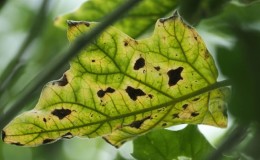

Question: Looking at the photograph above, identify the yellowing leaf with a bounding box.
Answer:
[2,13,229,148]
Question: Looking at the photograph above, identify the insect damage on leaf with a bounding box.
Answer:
[97,87,115,98]
[51,108,72,120]
[134,57,145,70]
[2,12,230,148]
[167,67,184,86]
[125,86,146,101]
[52,74,68,86]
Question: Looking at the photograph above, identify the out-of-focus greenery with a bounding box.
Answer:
[1,0,260,160]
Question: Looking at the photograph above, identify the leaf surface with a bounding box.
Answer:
[2,13,229,148]
[54,0,178,38]
[132,125,215,160]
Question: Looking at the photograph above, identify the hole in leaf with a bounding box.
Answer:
[125,86,146,101]
[134,57,145,70]
[51,108,71,120]
[167,67,183,86]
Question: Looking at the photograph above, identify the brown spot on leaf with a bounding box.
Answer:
[192,98,200,101]
[43,118,47,123]
[62,132,73,139]
[191,112,199,117]
[51,108,71,120]
[52,74,68,86]
[129,116,151,129]
[182,104,188,110]
[204,50,210,59]
[124,41,128,46]
[125,86,146,101]
[2,130,6,141]
[11,142,24,146]
[43,139,55,144]
[162,123,167,127]
[91,59,95,62]
[173,113,179,119]
[134,57,145,70]
[154,66,160,71]
[84,22,90,27]
[167,67,183,86]
[148,94,153,99]
[97,87,115,98]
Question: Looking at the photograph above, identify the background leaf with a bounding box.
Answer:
[132,125,215,160]
[54,0,178,38]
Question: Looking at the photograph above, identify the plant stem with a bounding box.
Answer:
[206,124,248,160]
[0,0,142,129]
[0,0,50,98]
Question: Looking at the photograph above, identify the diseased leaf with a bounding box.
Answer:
[132,125,215,160]
[2,13,229,148]
[54,0,178,38]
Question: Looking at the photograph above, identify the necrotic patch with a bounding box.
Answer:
[97,87,115,98]
[43,139,55,144]
[182,104,188,110]
[11,142,24,146]
[125,86,146,101]
[62,132,73,139]
[129,116,151,129]
[172,113,179,119]
[154,66,161,71]
[51,108,71,120]
[52,74,68,86]
[1,131,6,141]
[191,112,199,117]
[167,67,183,86]
[134,57,145,70]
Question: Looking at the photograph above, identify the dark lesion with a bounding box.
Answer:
[51,108,71,120]
[129,116,151,129]
[11,142,24,146]
[191,112,199,117]
[167,67,184,86]
[97,87,115,98]
[1,130,6,141]
[42,139,55,144]
[154,66,161,71]
[134,57,145,70]
[192,97,200,101]
[52,74,68,86]
[182,104,188,110]
[125,86,146,101]
[172,113,179,119]
[62,132,73,139]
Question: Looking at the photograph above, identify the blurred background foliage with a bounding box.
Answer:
[0,0,260,160]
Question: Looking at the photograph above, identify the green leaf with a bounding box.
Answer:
[132,125,215,160]
[54,0,178,38]
[2,13,229,148]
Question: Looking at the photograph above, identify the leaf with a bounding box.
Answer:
[200,1,260,123]
[54,0,178,38]
[2,13,229,148]
[132,125,215,160]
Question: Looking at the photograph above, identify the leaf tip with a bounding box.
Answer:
[172,10,180,18]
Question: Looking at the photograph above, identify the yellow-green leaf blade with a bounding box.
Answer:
[2,14,228,148]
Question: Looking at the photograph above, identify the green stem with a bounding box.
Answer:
[0,0,142,129]
[206,123,248,160]
[0,0,50,98]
